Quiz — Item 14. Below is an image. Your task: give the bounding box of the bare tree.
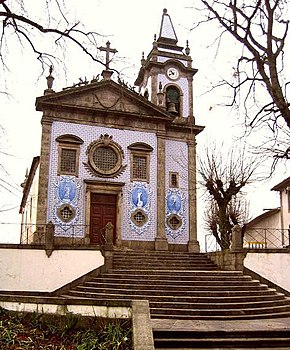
[0,0,114,195]
[198,144,260,249]
[196,0,289,163]
[0,0,109,82]
[204,194,249,249]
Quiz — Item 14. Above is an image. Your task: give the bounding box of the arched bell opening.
[166,85,181,116]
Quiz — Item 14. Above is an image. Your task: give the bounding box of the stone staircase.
[61,250,290,348]
[153,328,290,349]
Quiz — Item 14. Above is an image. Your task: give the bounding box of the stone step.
[65,288,282,302]
[84,278,265,288]
[73,284,271,296]
[112,264,218,271]
[153,329,290,349]
[60,251,290,321]
[154,336,290,348]
[112,251,208,257]
[112,261,217,269]
[113,256,214,261]
[90,274,253,283]
[149,299,289,310]
[151,311,290,321]
[113,255,212,263]
[63,292,290,316]
[151,304,290,317]
[99,270,246,280]
[69,289,285,305]
[63,292,290,320]
[69,286,286,303]
[109,268,236,275]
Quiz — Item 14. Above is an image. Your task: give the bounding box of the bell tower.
[135,8,197,122]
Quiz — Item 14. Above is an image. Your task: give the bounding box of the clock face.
[167,67,179,80]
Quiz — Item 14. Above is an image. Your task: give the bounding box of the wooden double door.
[89,193,117,245]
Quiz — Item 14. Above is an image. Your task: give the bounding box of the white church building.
[20,9,204,252]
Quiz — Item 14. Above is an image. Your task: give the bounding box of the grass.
[0,307,132,349]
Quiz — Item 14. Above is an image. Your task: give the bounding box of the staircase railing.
[204,227,290,252]
[243,228,290,249]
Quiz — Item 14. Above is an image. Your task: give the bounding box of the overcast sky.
[0,0,288,243]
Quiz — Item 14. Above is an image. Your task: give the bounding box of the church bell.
[167,101,178,115]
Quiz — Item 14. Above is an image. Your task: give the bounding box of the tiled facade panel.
[165,140,189,244]
[47,121,158,241]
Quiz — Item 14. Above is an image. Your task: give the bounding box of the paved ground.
[151,317,290,332]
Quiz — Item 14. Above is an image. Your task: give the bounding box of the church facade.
[24,9,204,252]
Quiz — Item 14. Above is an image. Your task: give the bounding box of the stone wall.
[207,249,246,271]
[0,246,104,292]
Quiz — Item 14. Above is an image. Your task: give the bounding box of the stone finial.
[141,52,146,66]
[157,82,165,108]
[185,40,190,56]
[152,34,158,53]
[45,65,55,94]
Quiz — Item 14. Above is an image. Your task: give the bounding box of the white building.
[244,176,290,248]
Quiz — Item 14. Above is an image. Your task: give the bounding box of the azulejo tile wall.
[47,121,158,240]
[127,182,153,239]
[52,175,82,237]
[165,140,189,244]
[46,122,191,244]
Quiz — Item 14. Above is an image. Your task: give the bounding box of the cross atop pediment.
[98,41,118,70]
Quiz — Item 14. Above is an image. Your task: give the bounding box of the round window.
[86,134,125,178]
[92,146,118,172]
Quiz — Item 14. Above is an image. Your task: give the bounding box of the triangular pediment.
[36,79,173,122]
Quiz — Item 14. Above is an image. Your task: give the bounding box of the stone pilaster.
[187,139,200,253]
[155,133,168,251]
[187,76,194,117]
[151,67,158,106]
[35,117,52,243]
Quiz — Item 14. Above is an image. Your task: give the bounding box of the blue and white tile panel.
[47,122,158,240]
[165,140,189,244]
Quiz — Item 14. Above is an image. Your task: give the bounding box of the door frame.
[84,180,124,247]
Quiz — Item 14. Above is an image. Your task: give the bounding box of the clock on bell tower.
[135,8,198,121]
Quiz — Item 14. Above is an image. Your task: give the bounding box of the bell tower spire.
[135,8,198,123]
[158,8,178,45]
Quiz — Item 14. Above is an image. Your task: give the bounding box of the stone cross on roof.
[98,41,118,70]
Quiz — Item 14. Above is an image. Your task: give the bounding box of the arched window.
[166,86,180,116]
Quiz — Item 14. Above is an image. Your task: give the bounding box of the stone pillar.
[187,139,200,253]
[155,133,168,251]
[45,221,54,257]
[231,225,243,251]
[35,117,52,243]
[132,300,154,350]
